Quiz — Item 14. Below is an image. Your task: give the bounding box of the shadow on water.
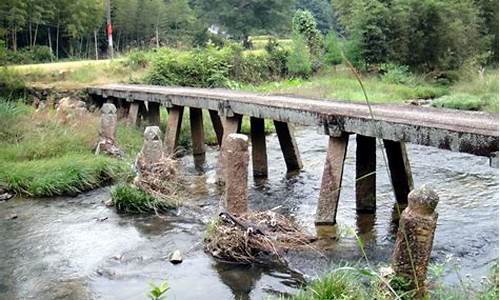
[0,127,498,299]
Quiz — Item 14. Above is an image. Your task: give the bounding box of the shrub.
[292,9,324,59]
[380,64,415,85]
[30,46,54,63]
[324,32,343,66]
[287,35,312,78]
[0,67,26,97]
[125,50,150,69]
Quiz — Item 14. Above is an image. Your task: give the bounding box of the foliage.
[286,35,313,79]
[0,67,26,97]
[147,281,169,300]
[295,0,335,34]
[323,32,343,66]
[194,0,295,44]
[292,10,324,62]
[333,0,496,71]
[432,94,488,111]
[111,184,177,214]
[380,64,415,85]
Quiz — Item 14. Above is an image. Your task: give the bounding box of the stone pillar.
[315,134,349,226]
[384,140,414,204]
[164,106,184,156]
[141,126,163,166]
[356,135,376,212]
[250,117,268,177]
[100,103,117,141]
[223,134,249,215]
[209,110,224,147]
[274,120,302,172]
[128,102,140,126]
[216,115,242,185]
[391,185,439,298]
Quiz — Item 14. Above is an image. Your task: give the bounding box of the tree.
[195,0,294,46]
[295,0,335,34]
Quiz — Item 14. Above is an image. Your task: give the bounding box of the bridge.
[88,84,499,226]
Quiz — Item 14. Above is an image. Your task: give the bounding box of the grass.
[0,99,141,197]
[240,67,449,104]
[111,184,178,213]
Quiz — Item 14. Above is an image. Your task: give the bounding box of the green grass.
[240,67,449,104]
[433,69,498,112]
[0,100,140,197]
[111,184,177,214]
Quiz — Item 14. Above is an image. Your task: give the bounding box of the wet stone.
[170,250,183,264]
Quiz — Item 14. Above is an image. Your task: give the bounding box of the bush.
[287,35,313,78]
[124,50,150,69]
[324,32,343,66]
[0,67,26,97]
[380,64,415,85]
[292,9,324,59]
[4,46,54,65]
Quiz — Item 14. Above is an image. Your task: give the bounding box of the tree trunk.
[94,30,98,60]
[56,23,60,59]
[48,27,53,61]
[12,28,17,52]
[33,24,39,47]
[29,21,33,47]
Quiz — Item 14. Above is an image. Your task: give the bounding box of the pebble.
[169,250,183,264]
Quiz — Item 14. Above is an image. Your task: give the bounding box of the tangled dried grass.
[133,155,184,206]
[205,211,317,264]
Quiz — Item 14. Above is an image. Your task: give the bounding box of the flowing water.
[0,127,498,300]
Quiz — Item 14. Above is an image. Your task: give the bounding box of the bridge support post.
[223,134,249,215]
[144,102,161,126]
[164,105,184,156]
[384,140,414,205]
[127,102,140,126]
[274,121,302,172]
[356,135,377,213]
[209,110,224,147]
[190,107,206,167]
[315,133,349,226]
[216,115,242,185]
[250,117,268,177]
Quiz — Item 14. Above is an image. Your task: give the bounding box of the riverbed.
[0,127,498,299]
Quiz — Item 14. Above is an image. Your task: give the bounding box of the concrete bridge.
[88,84,499,226]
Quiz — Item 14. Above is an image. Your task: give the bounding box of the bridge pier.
[356,135,377,213]
[209,110,224,147]
[216,115,243,184]
[384,140,414,205]
[144,102,161,126]
[190,107,206,167]
[127,102,140,126]
[315,133,349,226]
[164,105,184,156]
[250,117,268,177]
[274,121,302,172]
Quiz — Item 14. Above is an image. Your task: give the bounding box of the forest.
[0,0,497,73]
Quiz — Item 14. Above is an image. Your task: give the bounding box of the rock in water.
[169,250,183,264]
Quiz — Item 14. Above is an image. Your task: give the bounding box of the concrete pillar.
[164,105,184,155]
[141,126,163,166]
[391,185,439,298]
[145,102,161,126]
[250,117,268,177]
[209,110,224,147]
[223,134,249,215]
[274,120,302,172]
[356,135,376,213]
[315,134,349,226]
[127,102,140,126]
[190,107,206,167]
[384,140,414,204]
[216,115,242,185]
[100,103,117,141]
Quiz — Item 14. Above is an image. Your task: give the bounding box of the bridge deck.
[88,84,498,157]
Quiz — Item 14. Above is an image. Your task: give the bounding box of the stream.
[0,127,498,300]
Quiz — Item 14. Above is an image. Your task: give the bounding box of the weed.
[147,281,169,300]
[111,184,178,214]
